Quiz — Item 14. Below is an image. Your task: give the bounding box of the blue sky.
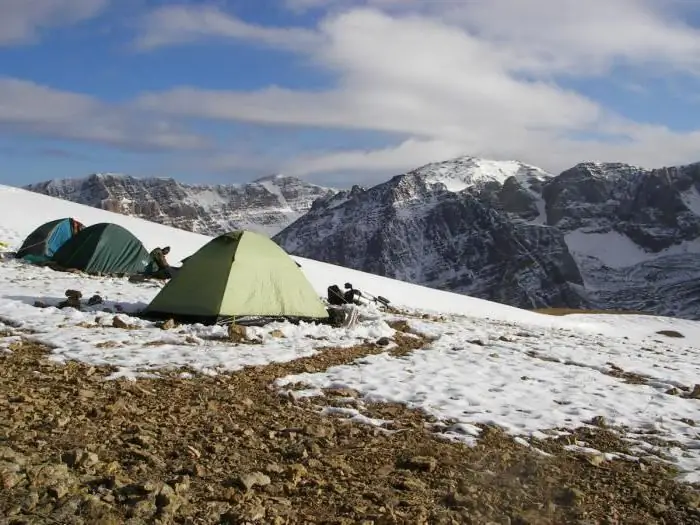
[1,0,700,188]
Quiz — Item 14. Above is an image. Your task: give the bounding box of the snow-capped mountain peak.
[412,156,553,192]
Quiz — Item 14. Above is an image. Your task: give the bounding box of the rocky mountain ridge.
[274,156,700,319]
[25,173,336,236]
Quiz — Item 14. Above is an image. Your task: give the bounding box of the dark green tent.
[51,223,150,275]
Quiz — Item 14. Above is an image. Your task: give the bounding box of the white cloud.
[14,0,700,180]
[134,4,320,51]
[0,78,208,151]
[0,0,107,45]
[131,2,700,177]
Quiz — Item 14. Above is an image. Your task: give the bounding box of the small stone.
[65,289,83,299]
[402,456,438,473]
[237,471,271,491]
[160,318,176,330]
[687,385,700,399]
[112,316,129,329]
[48,483,69,499]
[270,329,285,338]
[586,453,606,467]
[590,415,607,427]
[33,300,47,308]
[61,449,86,468]
[155,483,178,509]
[128,499,157,519]
[87,295,103,306]
[555,487,584,506]
[376,337,392,347]
[265,463,285,475]
[286,464,307,484]
[228,323,247,342]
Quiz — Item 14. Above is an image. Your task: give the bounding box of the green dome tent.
[51,223,150,276]
[144,230,328,325]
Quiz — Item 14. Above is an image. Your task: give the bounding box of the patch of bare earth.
[532,308,651,317]
[1,329,699,524]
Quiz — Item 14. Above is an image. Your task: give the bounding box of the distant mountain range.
[25,173,335,236]
[25,156,700,319]
[273,157,700,319]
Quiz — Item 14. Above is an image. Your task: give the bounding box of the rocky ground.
[1,322,700,525]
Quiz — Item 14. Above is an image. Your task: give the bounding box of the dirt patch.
[533,308,651,316]
[605,363,650,385]
[657,330,685,338]
[1,339,699,524]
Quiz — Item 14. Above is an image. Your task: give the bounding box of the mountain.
[274,156,700,319]
[24,173,336,237]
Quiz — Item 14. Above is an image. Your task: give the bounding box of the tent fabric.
[144,230,329,324]
[16,218,84,261]
[51,223,150,275]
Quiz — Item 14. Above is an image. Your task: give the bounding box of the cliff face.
[275,157,700,319]
[25,173,336,237]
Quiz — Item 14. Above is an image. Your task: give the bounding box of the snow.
[2,184,700,481]
[277,316,700,481]
[566,229,700,269]
[681,186,700,215]
[416,156,551,193]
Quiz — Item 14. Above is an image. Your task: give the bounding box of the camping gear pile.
[12,219,391,328]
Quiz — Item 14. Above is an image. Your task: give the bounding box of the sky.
[1,0,700,188]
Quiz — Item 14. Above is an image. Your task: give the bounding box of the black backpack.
[327,285,347,305]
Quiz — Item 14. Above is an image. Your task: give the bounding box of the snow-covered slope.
[24,173,336,237]
[276,157,700,319]
[2,185,700,483]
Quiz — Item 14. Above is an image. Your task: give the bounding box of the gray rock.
[237,471,272,491]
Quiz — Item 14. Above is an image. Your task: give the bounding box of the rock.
[128,499,157,519]
[586,454,606,467]
[65,289,83,299]
[237,471,271,491]
[402,456,438,472]
[286,464,307,484]
[26,462,71,488]
[687,385,700,399]
[81,495,117,521]
[155,483,179,510]
[160,318,176,330]
[270,329,285,338]
[555,487,584,506]
[48,483,69,499]
[171,475,190,495]
[87,295,103,306]
[112,316,129,329]
[303,424,334,439]
[590,415,607,427]
[376,337,392,347]
[58,296,81,309]
[228,323,247,342]
[265,463,285,475]
[656,330,684,338]
[33,300,48,308]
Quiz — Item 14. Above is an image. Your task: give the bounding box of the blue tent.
[16,218,84,262]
